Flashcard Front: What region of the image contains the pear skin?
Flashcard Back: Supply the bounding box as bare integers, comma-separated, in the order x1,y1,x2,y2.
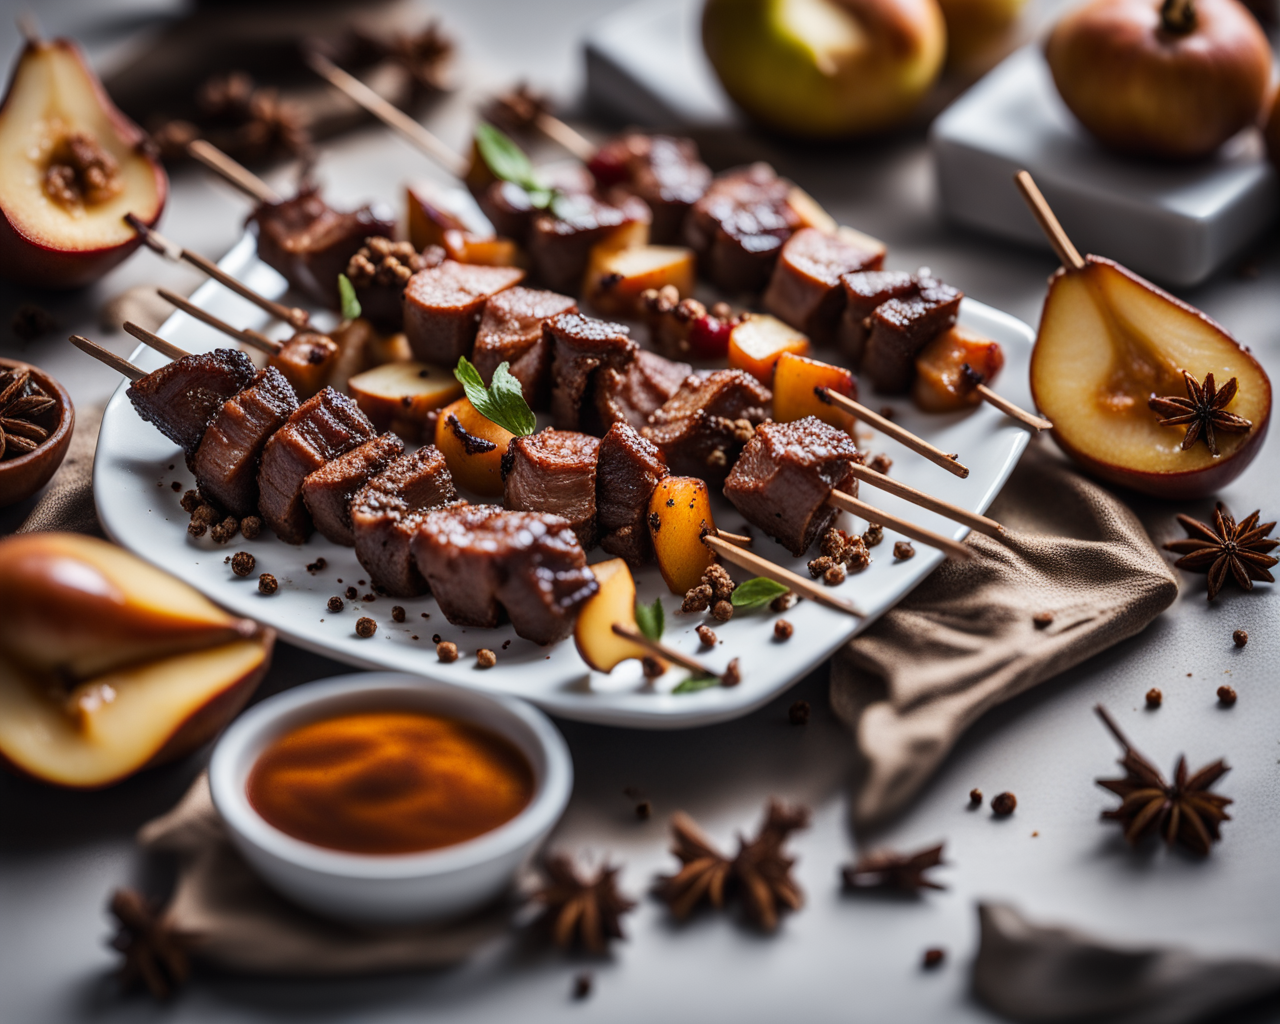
575,558,660,673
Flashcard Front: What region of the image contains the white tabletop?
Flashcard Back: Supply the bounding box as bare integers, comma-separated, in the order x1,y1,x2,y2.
2,2,1278,1022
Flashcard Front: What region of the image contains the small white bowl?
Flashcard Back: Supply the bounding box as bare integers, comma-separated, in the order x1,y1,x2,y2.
209,672,573,926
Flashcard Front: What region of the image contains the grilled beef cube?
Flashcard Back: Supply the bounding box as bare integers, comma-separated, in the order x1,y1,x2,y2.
412,505,598,644
127,348,257,456
250,188,394,309
346,238,446,334
528,192,650,294
723,416,861,557
268,331,340,401
473,287,578,408
545,312,637,432
596,422,667,566
193,367,298,517
642,369,771,484
685,163,801,294
594,349,692,431
502,429,600,549
763,228,885,344
589,134,712,244
301,433,405,547
257,388,375,544
351,446,460,597
837,270,917,368
478,180,536,245
403,261,526,366
863,276,963,394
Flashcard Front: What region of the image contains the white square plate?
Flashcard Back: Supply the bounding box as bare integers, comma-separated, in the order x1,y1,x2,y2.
94,233,1032,729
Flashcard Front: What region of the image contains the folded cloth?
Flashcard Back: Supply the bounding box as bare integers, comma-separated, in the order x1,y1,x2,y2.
830,444,1178,827
973,902,1280,1024
18,402,105,538
136,773,513,976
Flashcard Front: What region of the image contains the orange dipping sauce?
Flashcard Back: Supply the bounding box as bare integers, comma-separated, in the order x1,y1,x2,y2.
247,710,535,855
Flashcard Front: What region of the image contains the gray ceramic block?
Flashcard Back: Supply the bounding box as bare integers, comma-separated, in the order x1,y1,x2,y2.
931,46,1278,287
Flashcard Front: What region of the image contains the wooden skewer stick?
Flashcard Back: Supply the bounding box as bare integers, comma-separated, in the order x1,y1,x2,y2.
610,624,716,678
305,51,470,179
187,140,281,205
1013,170,1086,272
532,111,595,163
69,335,145,382
828,489,973,561
818,388,970,479
704,533,863,617
157,288,279,355
714,528,754,547
846,462,1006,539
125,214,310,330
123,322,189,361
975,383,1053,431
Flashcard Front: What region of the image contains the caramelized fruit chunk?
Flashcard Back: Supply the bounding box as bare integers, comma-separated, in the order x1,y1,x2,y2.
912,326,1003,413
728,313,811,385
573,558,660,673
434,397,516,496
647,476,718,595
772,352,857,430
348,361,463,442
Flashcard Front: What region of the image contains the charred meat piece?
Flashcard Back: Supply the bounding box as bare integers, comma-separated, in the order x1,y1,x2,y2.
351,446,460,597
596,422,667,566
302,433,405,546
545,312,637,432
763,227,885,343
589,133,712,244
642,369,771,484
472,286,578,408
477,180,536,245
412,504,597,644
127,347,257,456
502,429,600,550
250,187,395,310
593,349,692,431
268,330,339,401
863,275,963,395
193,367,298,517
528,192,650,294
257,387,375,544
723,416,861,557
346,237,446,334
403,260,526,366
685,163,801,294
837,270,917,368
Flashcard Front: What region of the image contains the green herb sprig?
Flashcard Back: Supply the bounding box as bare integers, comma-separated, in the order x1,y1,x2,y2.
731,577,790,612
453,357,536,437
474,122,556,209
337,273,361,322
673,674,720,695
634,597,664,641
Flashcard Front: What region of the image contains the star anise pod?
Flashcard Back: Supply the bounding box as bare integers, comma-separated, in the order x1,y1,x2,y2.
156,71,310,165
1163,504,1277,600
340,20,455,95
530,853,636,954
1094,706,1232,856
0,366,56,462
841,843,946,893
108,888,189,999
1148,370,1252,456
653,800,810,932
482,82,553,137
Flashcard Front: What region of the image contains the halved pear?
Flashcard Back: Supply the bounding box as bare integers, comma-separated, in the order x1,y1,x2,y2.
0,533,258,681
1032,256,1271,498
0,632,274,788
0,38,166,288
574,558,661,673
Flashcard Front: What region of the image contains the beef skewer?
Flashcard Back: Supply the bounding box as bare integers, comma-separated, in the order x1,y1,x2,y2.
817,388,970,478
703,533,862,616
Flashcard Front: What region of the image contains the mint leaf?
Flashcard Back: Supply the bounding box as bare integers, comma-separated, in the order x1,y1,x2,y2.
453,357,536,437
474,122,539,190
730,577,790,612
634,597,664,641
337,273,361,322
673,674,720,694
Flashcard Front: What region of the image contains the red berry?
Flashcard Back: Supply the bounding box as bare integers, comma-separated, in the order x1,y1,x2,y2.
689,315,732,359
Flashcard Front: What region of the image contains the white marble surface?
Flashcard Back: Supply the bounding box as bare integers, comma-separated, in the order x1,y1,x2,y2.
2,1,1279,1022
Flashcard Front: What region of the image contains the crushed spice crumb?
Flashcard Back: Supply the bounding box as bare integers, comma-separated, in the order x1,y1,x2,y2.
391,606,406,623
702,564,735,601
1233,629,1248,648
696,624,717,646
1033,611,1054,629
355,617,377,638
1146,688,1163,708
868,453,893,475
682,583,713,613
991,792,1017,816
969,788,983,808
345,586,358,600
771,591,797,612
362,593,376,602
808,555,833,579
774,619,793,641
327,596,344,613
721,658,741,687
922,948,945,969
257,573,278,595
711,599,734,622
573,974,592,1000
893,541,915,561
230,551,255,577
641,656,665,679
210,516,239,544
863,523,884,548
240,516,261,540
306,559,326,574
437,640,458,662
476,648,497,668
180,490,201,513
170,481,182,492
1217,685,1237,706
823,563,846,586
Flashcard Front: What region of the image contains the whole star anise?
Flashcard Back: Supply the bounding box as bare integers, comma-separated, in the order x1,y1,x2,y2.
341,20,455,94
153,71,310,165
653,800,810,932
1094,706,1232,856
1148,370,1251,457
1163,505,1277,600
108,888,189,999
530,853,636,954
0,366,57,461
841,843,946,893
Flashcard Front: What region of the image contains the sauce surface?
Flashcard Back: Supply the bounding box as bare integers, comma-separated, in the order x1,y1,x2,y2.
247,710,534,855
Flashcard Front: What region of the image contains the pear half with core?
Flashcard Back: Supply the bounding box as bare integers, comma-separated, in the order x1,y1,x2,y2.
702,0,947,138
1031,257,1270,498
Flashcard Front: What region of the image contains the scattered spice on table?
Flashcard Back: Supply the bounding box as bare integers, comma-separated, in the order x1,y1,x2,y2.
572,973,592,1000
770,591,797,612
1233,629,1248,647
922,948,946,969
108,888,188,1000
823,563,846,585
842,843,946,893
355,616,376,638
391,605,406,623
1095,705,1232,855
641,656,664,679
789,699,810,725
721,658,741,687
1217,685,1237,707
1146,688,1163,708
969,788,982,808
476,648,496,668
1148,370,1251,456
230,551,255,577
1033,611,1054,628
240,516,261,540
327,596,344,613
306,559,326,573
774,619,793,641
697,624,718,646
531,854,635,953
893,541,915,561
437,640,458,662
868,453,893,475
712,599,734,622
991,792,1017,816
345,586,359,600
1163,506,1277,601
863,523,884,548
257,574,277,595
0,366,56,459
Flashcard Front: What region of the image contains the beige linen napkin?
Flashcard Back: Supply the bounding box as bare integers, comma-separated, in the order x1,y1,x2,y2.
973,903,1280,1023
136,773,513,975
831,444,1178,826
18,402,105,538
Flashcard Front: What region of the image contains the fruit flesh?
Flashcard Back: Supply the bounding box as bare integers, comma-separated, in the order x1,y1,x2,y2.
1032,257,1270,485
912,326,1003,412
583,243,696,317
0,635,271,789
772,352,857,429
434,397,516,496
574,558,657,672
728,313,811,384
648,476,718,595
